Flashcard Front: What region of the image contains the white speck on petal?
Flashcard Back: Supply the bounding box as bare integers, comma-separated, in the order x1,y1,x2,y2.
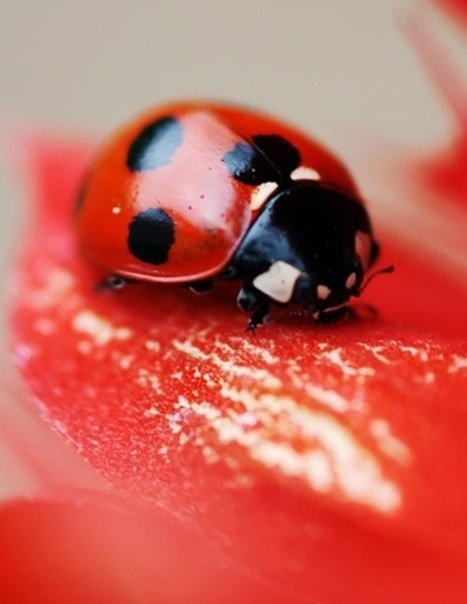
179,433,190,446
321,347,375,377
136,369,161,391
30,267,76,310
370,419,412,465
448,355,467,373
72,310,133,346
235,339,279,365
13,344,35,366
173,339,282,388
303,384,350,413
33,318,56,335
400,345,429,361
144,405,160,418
359,343,391,365
77,340,93,355
145,340,161,352
119,355,134,370
202,446,221,464
236,412,259,429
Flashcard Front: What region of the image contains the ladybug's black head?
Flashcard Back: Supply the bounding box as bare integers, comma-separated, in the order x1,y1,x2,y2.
225,181,378,325
292,245,365,323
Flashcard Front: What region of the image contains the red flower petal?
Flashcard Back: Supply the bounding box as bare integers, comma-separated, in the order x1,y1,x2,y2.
0,494,289,604
434,0,467,26
403,13,467,207
8,126,467,602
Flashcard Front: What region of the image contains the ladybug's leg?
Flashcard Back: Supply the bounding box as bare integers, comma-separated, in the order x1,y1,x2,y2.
184,279,214,294
95,275,132,291
348,303,378,320
237,283,270,330
314,305,349,324
246,301,270,331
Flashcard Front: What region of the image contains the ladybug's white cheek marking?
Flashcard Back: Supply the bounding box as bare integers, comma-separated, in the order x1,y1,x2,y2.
250,181,278,211
317,284,332,300
346,272,357,290
355,230,372,269
253,261,302,303
290,166,321,182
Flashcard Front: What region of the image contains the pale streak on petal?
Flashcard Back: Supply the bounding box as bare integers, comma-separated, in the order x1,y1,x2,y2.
399,345,429,361
320,347,376,377
170,336,408,513
302,384,350,413
359,343,392,365
72,310,133,346
175,389,402,514
233,338,280,365
29,266,76,310
448,355,467,373
172,339,282,389
370,419,412,465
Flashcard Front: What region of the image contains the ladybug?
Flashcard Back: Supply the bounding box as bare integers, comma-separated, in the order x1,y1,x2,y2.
76,100,387,328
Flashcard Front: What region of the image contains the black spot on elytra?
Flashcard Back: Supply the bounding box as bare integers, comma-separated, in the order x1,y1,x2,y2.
126,116,182,172
127,207,175,264
223,142,274,185
222,134,301,185
252,134,301,176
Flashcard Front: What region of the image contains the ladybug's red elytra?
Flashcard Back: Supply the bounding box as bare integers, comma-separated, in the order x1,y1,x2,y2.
76,100,384,328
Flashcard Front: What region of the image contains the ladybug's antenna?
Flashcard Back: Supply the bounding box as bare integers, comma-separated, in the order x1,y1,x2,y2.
357,265,394,296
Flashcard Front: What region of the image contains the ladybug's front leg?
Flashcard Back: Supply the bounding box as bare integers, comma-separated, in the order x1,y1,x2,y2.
96,275,133,291
246,302,270,331
184,279,214,294
237,283,270,330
